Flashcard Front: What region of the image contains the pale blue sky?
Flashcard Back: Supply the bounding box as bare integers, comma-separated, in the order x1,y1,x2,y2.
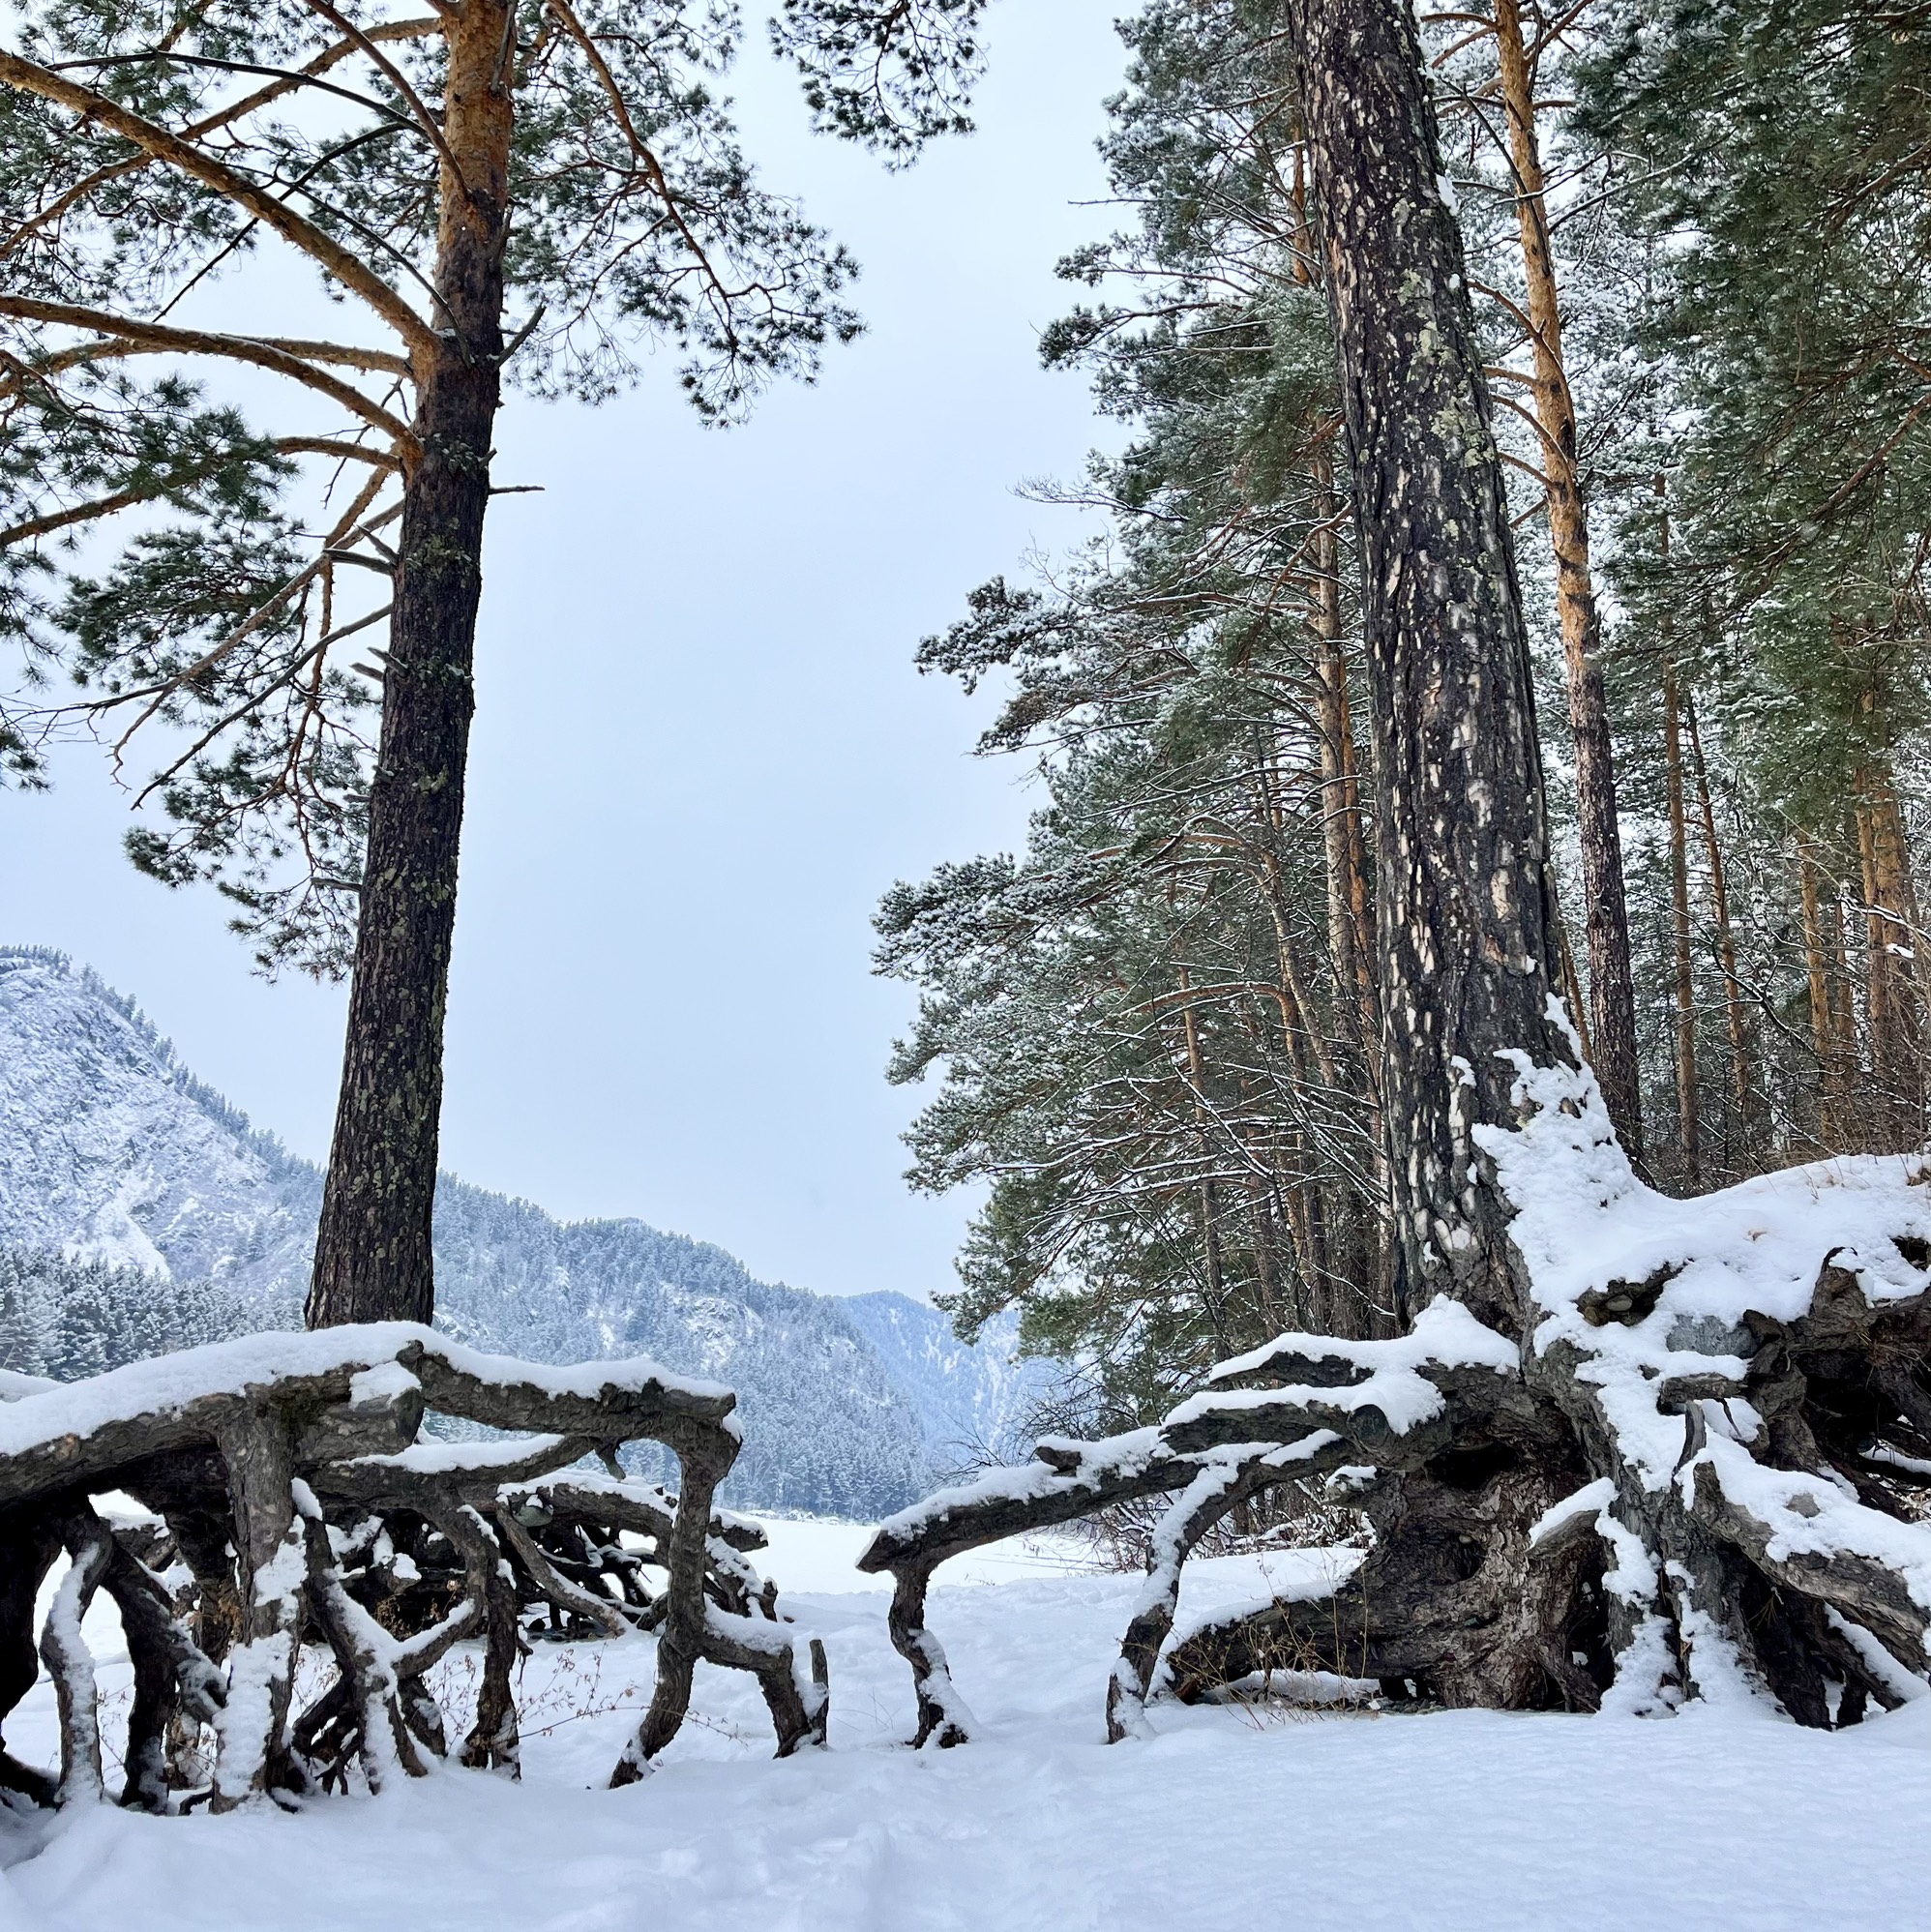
1,4,1128,1301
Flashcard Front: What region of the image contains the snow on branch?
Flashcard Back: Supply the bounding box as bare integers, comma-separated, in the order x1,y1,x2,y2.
1471,1022,1931,1719
0,1328,815,1811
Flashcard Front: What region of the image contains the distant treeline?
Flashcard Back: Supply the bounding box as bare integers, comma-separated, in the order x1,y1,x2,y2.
0,1248,253,1382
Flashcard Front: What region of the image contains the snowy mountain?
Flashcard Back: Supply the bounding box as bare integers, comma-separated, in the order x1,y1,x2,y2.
839,1293,1057,1474
0,946,1052,1514
0,949,319,1292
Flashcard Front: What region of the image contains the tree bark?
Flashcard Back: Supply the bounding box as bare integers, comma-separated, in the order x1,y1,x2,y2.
210,1412,304,1809
1309,463,1388,1329
1662,668,1700,1187
1295,155,1389,1329
1552,893,1593,1066
1827,880,1861,1104
1289,0,1576,1330
309,1,514,1326
1798,833,1846,1145
1684,692,1756,1163
1492,0,1644,1163
1310,459,1381,1076
1855,765,1924,1148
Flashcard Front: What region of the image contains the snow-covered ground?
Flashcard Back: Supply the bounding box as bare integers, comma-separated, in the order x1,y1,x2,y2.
3,1518,1928,1931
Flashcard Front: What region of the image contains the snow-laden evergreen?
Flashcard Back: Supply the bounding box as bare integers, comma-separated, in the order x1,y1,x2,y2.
0,948,1046,1515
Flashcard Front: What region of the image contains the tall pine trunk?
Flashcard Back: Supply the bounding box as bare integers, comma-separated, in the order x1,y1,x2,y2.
1827,876,1861,1115
1289,0,1575,1332
308,4,514,1327
1683,692,1755,1162
1311,469,1381,1080
1662,668,1700,1186
1492,0,1644,1163
1855,765,1925,1147
1553,896,1594,1063
1794,834,1840,1144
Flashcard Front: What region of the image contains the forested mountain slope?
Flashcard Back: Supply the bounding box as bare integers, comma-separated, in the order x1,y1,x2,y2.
0,947,1044,1513
838,1293,1054,1472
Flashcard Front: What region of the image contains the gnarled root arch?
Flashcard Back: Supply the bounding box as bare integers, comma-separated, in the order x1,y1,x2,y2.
0,1325,827,1811
861,1067,1931,1742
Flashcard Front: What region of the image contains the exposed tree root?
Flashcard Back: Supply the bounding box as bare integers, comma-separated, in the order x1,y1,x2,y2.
861,1068,1931,1741
0,1326,828,1809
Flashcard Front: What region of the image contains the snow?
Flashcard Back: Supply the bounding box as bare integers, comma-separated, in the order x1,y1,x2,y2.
347,1361,421,1408
1133,1441,1343,1626
1827,1609,1930,1706
1172,1297,1520,1438
1477,1018,1931,1500
0,950,314,1296
358,1436,571,1478
837,1295,1058,1469
62,1176,172,1283
5,1516,1929,1930
426,1337,732,1408
1167,1305,1515,1444
1204,1294,1520,1386
0,1325,728,1465
869,1429,1169,1553
1478,1016,1931,1392
1527,1475,1618,1548
1695,1434,1931,1631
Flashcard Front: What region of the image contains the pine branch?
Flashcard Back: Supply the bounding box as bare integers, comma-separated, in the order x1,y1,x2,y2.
0,46,438,359
0,298,418,457
0,434,397,549
3,17,442,256
287,0,465,188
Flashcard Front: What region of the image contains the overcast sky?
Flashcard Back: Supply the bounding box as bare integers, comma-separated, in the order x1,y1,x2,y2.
1,4,1130,1302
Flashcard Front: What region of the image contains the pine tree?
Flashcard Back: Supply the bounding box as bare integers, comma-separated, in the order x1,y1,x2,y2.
1578,0,1931,1159
1287,0,1576,1323
0,0,982,1324
1481,0,1644,1161
876,0,1395,1424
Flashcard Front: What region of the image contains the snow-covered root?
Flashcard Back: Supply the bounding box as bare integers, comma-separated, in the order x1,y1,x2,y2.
860,1428,1217,1744
1161,1046,1931,1727
1165,1100,1931,1723
0,1325,820,1809
884,1560,976,1748
1107,1438,1350,1742
100,1527,226,1809
859,1300,1541,1742
208,1408,308,1810
1476,1039,1931,1725
609,1422,828,1779
39,1514,112,1805
1161,1449,1605,1714
292,1482,427,1793
703,1607,830,1757
866,1050,1931,1736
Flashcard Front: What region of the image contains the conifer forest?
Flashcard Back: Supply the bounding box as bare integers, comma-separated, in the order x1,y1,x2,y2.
4,2,1931,1927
